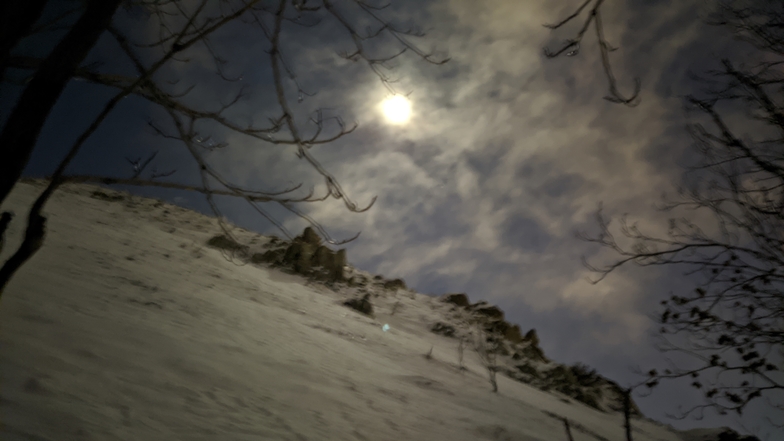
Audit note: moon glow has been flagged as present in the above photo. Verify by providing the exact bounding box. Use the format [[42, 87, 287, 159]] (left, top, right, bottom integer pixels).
[[381, 95, 412, 124]]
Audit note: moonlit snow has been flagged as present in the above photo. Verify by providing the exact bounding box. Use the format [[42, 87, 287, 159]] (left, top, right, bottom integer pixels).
[[0, 180, 735, 440]]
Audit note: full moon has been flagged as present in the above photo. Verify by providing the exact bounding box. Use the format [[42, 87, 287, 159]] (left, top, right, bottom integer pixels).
[[381, 95, 412, 124]]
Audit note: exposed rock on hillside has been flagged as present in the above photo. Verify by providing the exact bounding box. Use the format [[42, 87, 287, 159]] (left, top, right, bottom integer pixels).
[[213, 227, 347, 283], [343, 293, 374, 317], [206, 234, 250, 258], [680, 428, 761, 441], [383, 278, 407, 291], [434, 294, 642, 416], [206, 224, 643, 419], [431, 322, 457, 337], [442, 293, 470, 307], [473, 303, 504, 320]]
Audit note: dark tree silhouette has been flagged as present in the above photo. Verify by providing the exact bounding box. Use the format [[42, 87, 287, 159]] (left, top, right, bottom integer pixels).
[[0, 0, 447, 298], [581, 0, 784, 426], [543, 0, 641, 106]]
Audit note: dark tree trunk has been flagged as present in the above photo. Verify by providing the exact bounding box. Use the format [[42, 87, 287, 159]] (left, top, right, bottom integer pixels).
[[0, 0, 122, 300], [0, 210, 45, 295], [562, 418, 574, 441], [0, 0, 49, 81], [0, 0, 122, 207], [624, 388, 633, 441]]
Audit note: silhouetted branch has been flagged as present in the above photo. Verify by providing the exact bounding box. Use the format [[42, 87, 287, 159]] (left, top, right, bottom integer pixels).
[[580, 32, 784, 419], [0, 0, 446, 298], [543, 0, 640, 106], [562, 418, 575, 441]]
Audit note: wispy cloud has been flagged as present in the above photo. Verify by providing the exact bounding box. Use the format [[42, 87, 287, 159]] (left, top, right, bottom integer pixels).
[[31, 0, 771, 433]]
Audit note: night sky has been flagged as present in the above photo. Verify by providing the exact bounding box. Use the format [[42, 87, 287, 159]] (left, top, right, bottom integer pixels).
[[3, 0, 781, 438]]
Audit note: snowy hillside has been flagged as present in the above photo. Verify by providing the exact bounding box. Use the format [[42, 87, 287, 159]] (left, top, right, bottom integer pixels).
[[0, 180, 750, 441]]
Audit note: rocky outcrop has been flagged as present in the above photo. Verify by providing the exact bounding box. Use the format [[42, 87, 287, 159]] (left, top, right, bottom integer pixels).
[[383, 278, 407, 291], [504, 324, 523, 343], [206, 226, 644, 419], [510, 342, 548, 363], [516, 329, 548, 363], [431, 322, 457, 337], [248, 227, 347, 283], [442, 293, 470, 307], [439, 295, 526, 346], [680, 428, 761, 441], [343, 293, 374, 317], [473, 304, 504, 320], [206, 234, 250, 257], [498, 361, 642, 415]]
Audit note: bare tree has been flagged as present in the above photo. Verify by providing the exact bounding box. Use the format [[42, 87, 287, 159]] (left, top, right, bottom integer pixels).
[[561, 418, 575, 441], [0, 0, 447, 298], [472, 325, 500, 393], [623, 387, 633, 441], [457, 334, 467, 371], [543, 0, 640, 106], [581, 0, 783, 425]]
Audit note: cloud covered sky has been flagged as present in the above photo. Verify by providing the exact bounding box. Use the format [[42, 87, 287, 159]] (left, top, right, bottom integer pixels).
[[8, 0, 781, 437]]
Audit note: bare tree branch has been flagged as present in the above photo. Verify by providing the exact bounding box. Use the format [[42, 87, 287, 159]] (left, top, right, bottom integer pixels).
[[543, 0, 641, 106], [580, 3, 784, 419], [0, 0, 447, 298]]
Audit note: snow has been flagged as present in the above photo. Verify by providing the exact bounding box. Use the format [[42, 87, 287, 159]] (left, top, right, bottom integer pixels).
[[0, 180, 726, 440]]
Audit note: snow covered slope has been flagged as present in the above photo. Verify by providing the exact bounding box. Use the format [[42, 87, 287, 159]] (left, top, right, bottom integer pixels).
[[0, 180, 740, 441]]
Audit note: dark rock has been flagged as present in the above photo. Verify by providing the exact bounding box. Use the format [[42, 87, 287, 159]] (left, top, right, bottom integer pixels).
[[485, 321, 523, 343], [485, 320, 509, 335], [347, 276, 365, 286], [90, 190, 124, 202], [519, 343, 549, 363], [523, 329, 539, 346], [504, 324, 523, 343], [266, 236, 281, 246], [251, 248, 285, 265], [515, 363, 539, 378], [442, 293, 470, 307], [430, 322, 457, 337], [493, 341, 510, 356], [284, 241, 313, 273], [329, 249, 347, 282], [475, 305, 504, 320], [383, 278, 407, 290], [343, 293, 374, 317], [469, 300, 489, 310], [206, 234, 249, 256], [253, 228, 346, 282], [570, 363, 601, 387], [312, 245, 332, 267], [300, 226, 322, 246], [718, 429, 761, 441]]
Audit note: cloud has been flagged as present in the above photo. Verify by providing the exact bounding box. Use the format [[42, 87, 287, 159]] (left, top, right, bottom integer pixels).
[[82, 0, 768, 431]]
